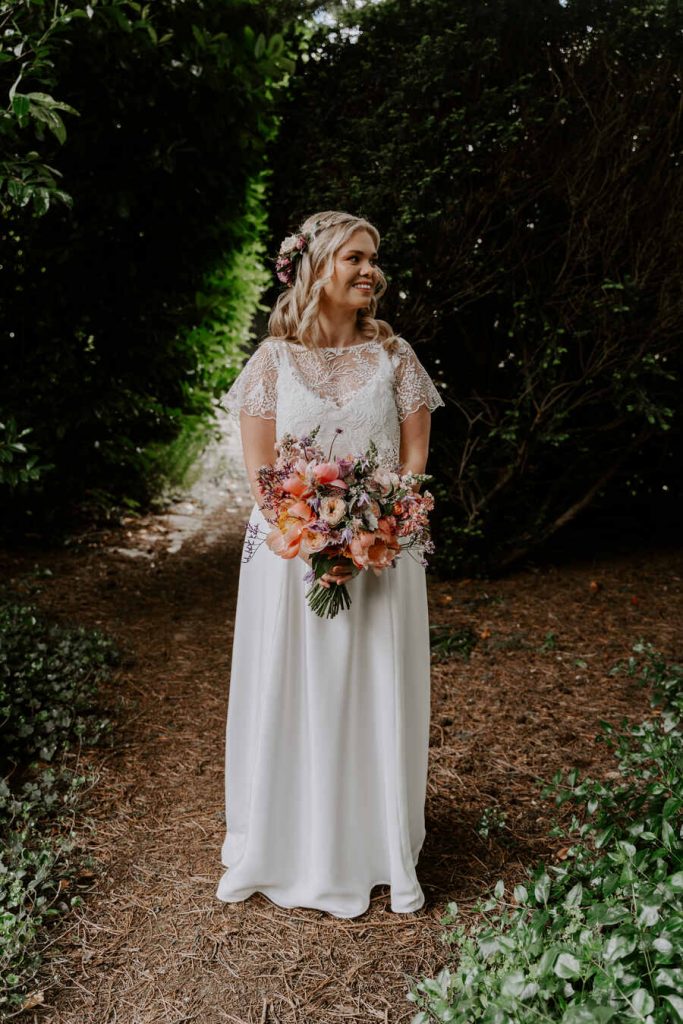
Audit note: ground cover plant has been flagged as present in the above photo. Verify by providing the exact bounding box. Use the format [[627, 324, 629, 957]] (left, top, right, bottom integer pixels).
[[0, 593, 120, 1014], [408, 641, 683, 1023]]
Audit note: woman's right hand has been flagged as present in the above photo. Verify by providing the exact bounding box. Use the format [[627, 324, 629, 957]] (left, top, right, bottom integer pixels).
[[298, 550, 355, 589]]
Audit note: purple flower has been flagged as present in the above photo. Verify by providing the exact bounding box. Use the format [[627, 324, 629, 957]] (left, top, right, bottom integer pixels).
[[340, 526, 354, 545]]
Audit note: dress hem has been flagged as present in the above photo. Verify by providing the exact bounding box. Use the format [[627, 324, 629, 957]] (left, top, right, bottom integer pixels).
[[215, 835, 427, 919]]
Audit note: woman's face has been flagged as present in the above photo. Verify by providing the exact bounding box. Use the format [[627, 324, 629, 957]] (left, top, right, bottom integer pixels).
[[322, 229, 379, 309]]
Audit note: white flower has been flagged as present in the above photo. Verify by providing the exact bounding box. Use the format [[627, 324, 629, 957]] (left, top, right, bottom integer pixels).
[[279, 233, 302, 255], [374, 468, 401, 495]]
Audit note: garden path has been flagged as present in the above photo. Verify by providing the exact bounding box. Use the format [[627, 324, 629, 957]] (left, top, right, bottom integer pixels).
[[5, 415, 681, 1023]]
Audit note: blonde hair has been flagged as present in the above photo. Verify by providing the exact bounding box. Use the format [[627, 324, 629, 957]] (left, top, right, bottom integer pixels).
[[261, 210, 401, 355]]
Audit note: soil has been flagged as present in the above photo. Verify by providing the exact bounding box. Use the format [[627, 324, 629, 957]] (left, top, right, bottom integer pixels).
[[2, 417, 681, 1024]]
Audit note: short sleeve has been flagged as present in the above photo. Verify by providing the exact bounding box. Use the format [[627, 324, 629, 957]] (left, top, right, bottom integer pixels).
[[219, 342, 279, 421], [391, 338, 445, 422]]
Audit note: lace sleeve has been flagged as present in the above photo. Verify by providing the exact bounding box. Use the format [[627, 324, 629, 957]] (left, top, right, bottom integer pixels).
[[219, 342, 279, 421], [391, 338, 445, 422]]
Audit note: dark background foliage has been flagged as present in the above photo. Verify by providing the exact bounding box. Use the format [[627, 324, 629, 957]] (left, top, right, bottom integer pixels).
[[1, 0, 680, 574], [0, 0, 308, 530], [265, 0, 682, 573]]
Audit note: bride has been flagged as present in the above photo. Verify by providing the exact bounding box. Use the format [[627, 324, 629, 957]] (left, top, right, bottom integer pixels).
[[216, 210, 445, 918]]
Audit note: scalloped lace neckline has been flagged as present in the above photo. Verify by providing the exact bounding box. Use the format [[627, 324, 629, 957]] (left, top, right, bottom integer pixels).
[[284, 340, 381, 353]]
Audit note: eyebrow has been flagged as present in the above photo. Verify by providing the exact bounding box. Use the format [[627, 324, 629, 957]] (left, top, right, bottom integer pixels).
[[343, 248, 378, 258]]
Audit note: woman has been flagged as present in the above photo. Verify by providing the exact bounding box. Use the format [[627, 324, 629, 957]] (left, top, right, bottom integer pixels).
[[216, 210, 445, 918]]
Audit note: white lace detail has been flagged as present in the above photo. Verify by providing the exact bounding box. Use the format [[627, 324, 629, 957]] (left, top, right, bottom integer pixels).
[[220, 338, 445, 472], [390, 338, 446, 422], [219, 342, 278, 420]]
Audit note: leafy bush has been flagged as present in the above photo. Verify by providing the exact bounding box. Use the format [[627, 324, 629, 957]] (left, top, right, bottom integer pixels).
[[408, 642, 683, 1023], [0, 601, 117, 768], [269, 0, 683, 573], [0, 0, 306, 530], [0, 597, 120, 1013]]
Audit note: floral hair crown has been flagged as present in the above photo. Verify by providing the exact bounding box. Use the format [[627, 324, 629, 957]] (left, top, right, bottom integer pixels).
[[274, 219, 322, 288]]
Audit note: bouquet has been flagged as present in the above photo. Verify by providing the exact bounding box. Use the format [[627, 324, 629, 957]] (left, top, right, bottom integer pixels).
[[255, 426, 436, 618]]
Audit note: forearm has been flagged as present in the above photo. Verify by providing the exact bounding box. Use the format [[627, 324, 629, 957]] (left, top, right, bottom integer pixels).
[[240, 412, 278, 524]]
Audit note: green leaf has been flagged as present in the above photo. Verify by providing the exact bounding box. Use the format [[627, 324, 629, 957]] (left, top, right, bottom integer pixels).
[[604, 931, 637, 962], [12, 94, 31, 118], [630, 989, 654, 1016], [636, 896, 661, 927], [534, 872, 550, 905], [501, 971, 526, 997], [564, 882, 583, 907], [513, 884, 528, 904], [562, 1005, 616, 1024], [554, 952, 582, 979], [664, 994, 683, 1022], [25, 92, 79, 116]]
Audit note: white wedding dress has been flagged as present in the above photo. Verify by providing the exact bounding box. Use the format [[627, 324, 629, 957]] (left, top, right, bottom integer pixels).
[[216, 337, 445, 918]]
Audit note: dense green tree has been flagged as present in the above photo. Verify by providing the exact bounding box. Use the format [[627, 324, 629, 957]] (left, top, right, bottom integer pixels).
[[0, 0, 310, 529], [267, 0, 682, 573]]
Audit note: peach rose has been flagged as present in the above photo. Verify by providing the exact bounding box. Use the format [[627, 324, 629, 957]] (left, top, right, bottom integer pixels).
[[319, 496, 346, 526], [378, 514, 397, 535], [299, 528, 329, 555]]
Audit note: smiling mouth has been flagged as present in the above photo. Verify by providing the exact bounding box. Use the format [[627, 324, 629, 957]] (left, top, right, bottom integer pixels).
[[352, 283, 373, 291]]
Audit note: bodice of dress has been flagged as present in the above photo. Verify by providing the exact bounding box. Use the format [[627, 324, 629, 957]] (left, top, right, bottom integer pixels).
[[220, 338, 445, 472]]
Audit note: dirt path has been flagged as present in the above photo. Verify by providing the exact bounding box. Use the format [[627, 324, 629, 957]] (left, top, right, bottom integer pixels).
[[3, 421, 682, 1024]]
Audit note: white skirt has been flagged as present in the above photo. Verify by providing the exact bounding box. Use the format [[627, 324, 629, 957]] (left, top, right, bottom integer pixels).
[[216, 502, 431, 918]]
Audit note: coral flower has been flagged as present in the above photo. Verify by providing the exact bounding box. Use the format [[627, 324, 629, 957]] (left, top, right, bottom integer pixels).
[[366, 539, 399, 574], [313, 462, 345, 485], [283, 474, 312, 499], [286, 499, 315, 522], [266, 523, 303, 559], [348, 530, 375, 569]]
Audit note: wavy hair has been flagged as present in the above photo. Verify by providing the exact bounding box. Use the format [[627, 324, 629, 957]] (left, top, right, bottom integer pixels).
[[261, 210, 400, 356]]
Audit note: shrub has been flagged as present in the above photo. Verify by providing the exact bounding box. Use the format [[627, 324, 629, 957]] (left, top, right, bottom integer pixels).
[[408, 641, 683, 1023], [0, 597, 120, 1013]]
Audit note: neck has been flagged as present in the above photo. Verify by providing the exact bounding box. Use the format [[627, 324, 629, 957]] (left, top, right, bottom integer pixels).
[[316, 302, 360, 348]]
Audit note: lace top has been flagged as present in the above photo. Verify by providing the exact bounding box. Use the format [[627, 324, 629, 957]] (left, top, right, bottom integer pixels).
[[219, 338, 445, 471]]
